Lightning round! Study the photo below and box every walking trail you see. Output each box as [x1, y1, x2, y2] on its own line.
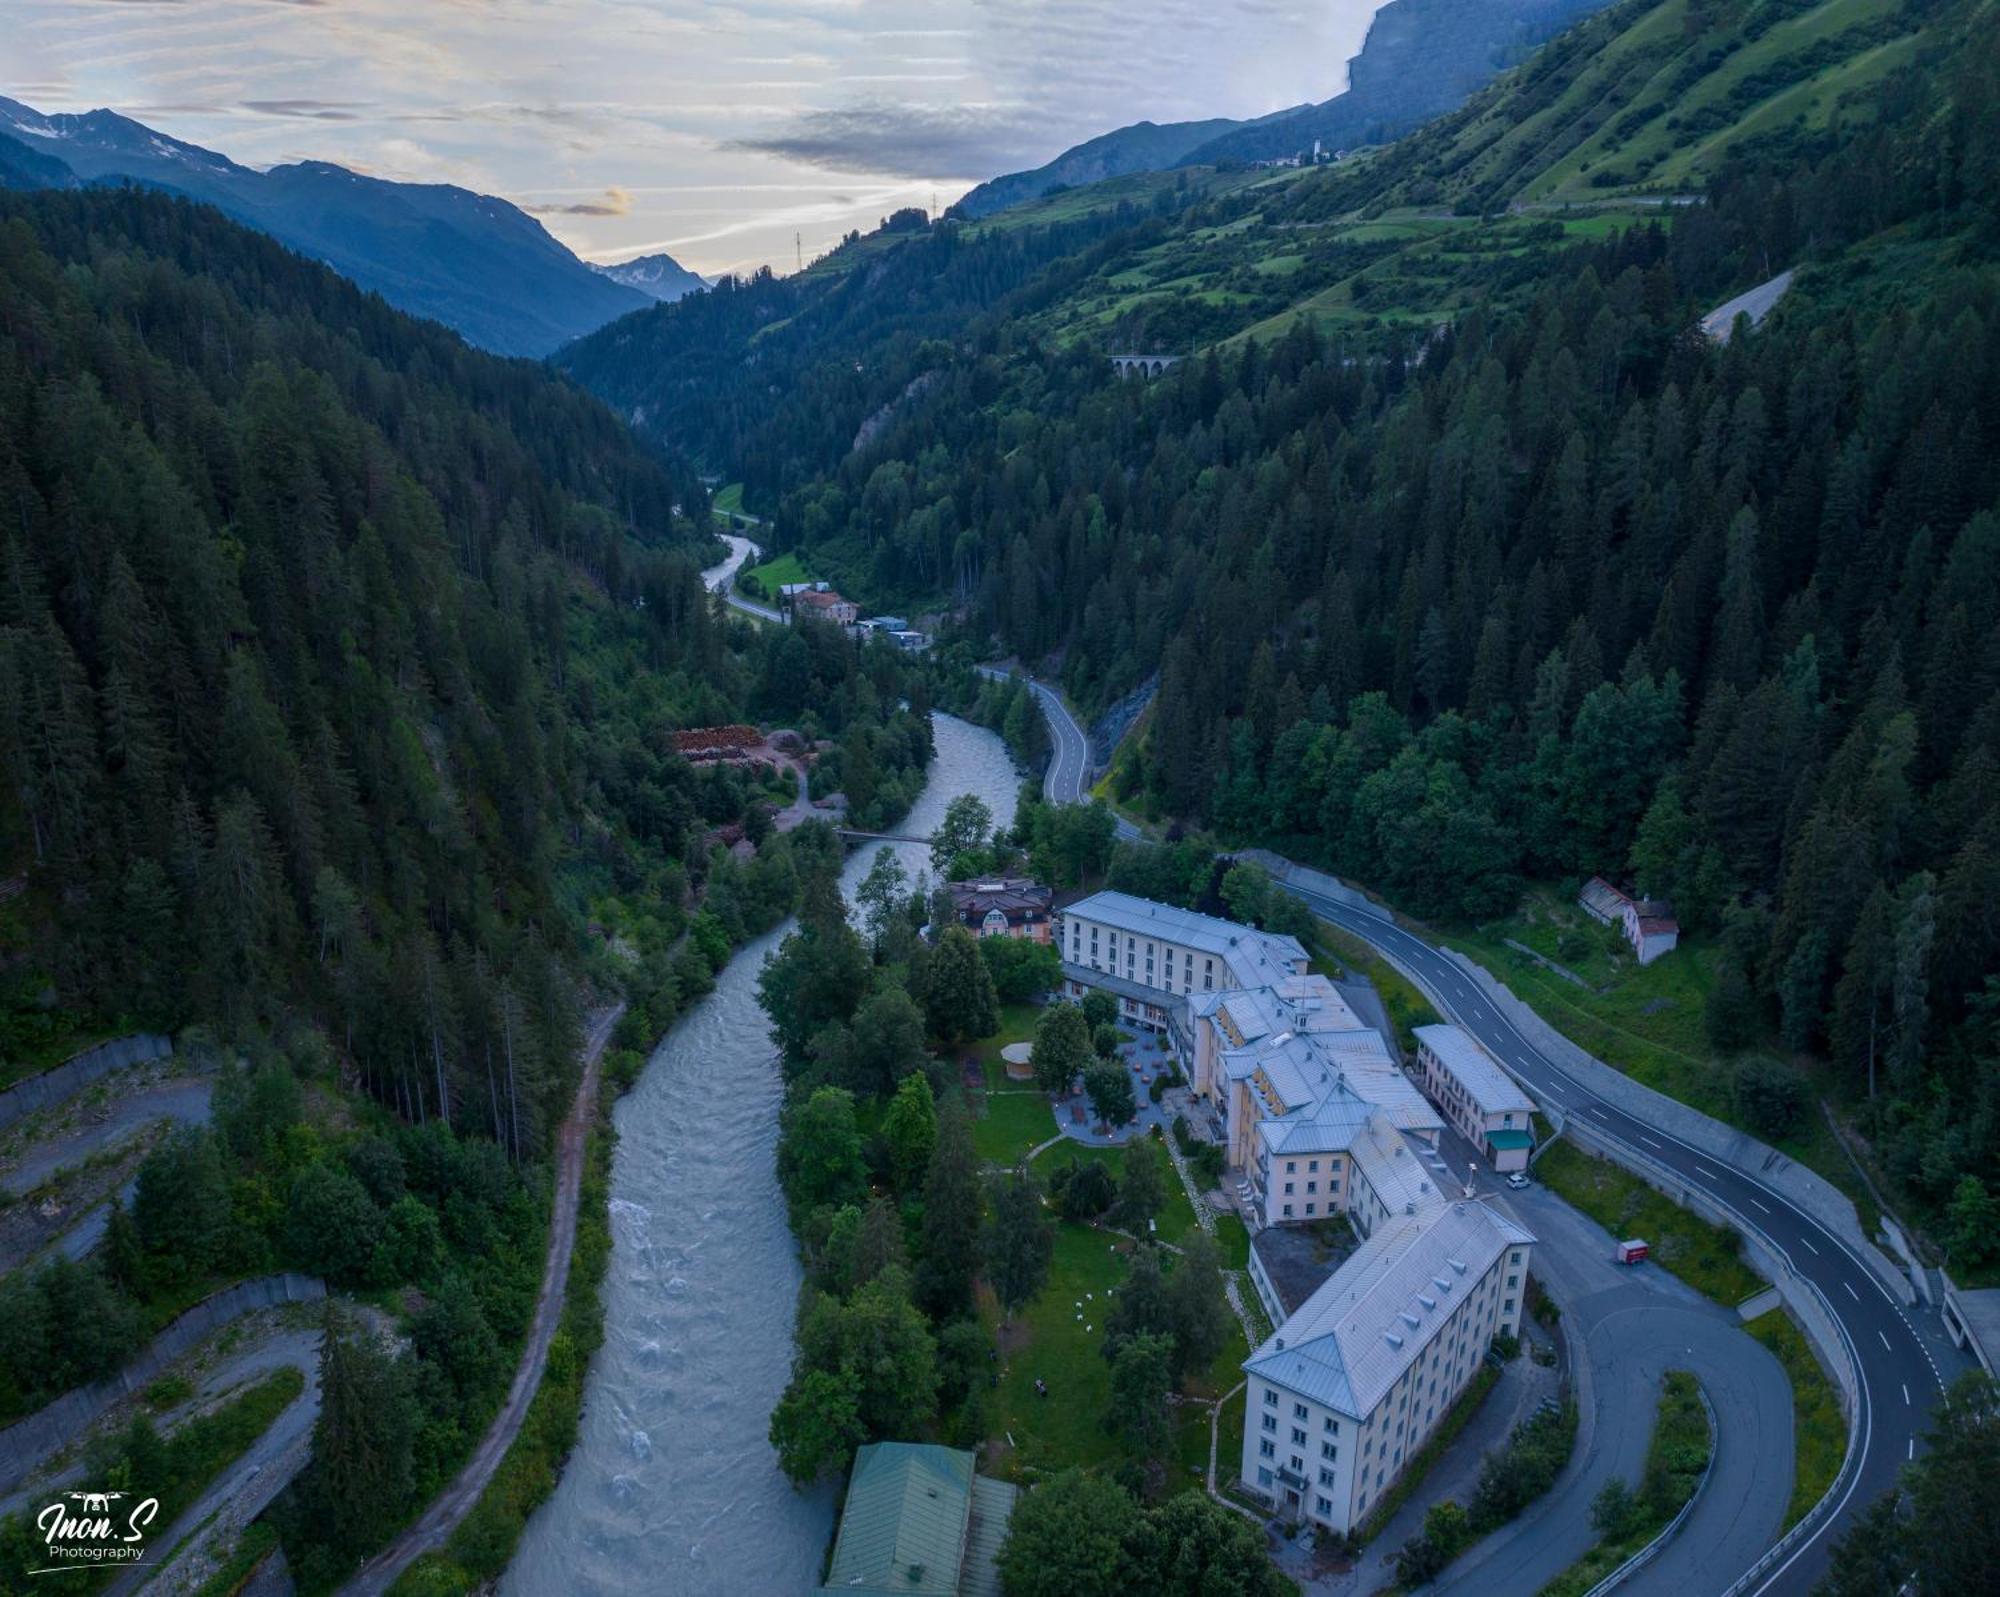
[337, 1001, 624, 1596]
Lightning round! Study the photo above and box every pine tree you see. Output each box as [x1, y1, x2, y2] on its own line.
[985, 1170, 1053, 1324]
[921, 925, 999, 1044]
[916, 1099, 982, 1320]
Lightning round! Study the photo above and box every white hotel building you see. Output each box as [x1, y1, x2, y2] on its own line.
[1053, 891, 1539, 1534]
[1243, 1198, 1534, 1530]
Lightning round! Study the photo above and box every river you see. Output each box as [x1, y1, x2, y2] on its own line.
[504, 712, 1020, 1597]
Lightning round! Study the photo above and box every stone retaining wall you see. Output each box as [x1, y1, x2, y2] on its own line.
[0, 1273, 324, 1492]
[0, 1034, 174, 1135]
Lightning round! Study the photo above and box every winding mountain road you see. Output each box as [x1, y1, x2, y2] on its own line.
[974, 665, 1139, 839]
[1010, 667, 1961, 1597]
[702, 530, 781, 623]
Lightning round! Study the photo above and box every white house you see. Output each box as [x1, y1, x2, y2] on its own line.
[1414, 1024, 1536, 1172]
[1242, 1200, 1535, 1532]
[1578, 876, 1680, 965]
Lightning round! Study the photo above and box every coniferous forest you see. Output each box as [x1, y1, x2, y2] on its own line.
[0, 185, 933, 1588]
[566, 0, 2000, 1254]
[2, 0, 2000, 1587]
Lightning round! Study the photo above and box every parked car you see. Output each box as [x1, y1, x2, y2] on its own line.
[1506, 1171, 1530, 1190]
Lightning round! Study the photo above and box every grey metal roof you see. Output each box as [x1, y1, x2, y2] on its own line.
[961, 1476, 1020, 1597]
[1416, 1024, 1534, 1116]
[1247, 1201, 1536, 1419]
[1062, 892, 1308, 987]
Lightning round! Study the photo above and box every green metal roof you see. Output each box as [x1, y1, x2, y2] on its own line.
[820, 1443, 975, 1597]
[1486, 1128, 1535, 1150]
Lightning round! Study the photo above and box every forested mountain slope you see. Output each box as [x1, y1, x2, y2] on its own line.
[0, 98, 651, 356]
[571, 0, 2000, 1249]
[0, 186, 923, 1148]
[955, 0, 1621, 220]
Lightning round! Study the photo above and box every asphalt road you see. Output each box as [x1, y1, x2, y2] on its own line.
[1434, 1184, 1794, 1597]
[1006, 666, 1958, 1596]
[0, 1081, 212, 1198]
[702, 530, 782, 623]
[1288, 888, 1949, 1597]
[975, 665, 1140, 839]
[102, 1328, 324, 1597]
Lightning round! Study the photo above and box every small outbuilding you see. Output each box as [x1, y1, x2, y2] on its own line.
[818, 1442, 1018, 1597]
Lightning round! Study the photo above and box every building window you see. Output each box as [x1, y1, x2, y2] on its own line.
[1260, 1439, 1274, 1459]
[1307, 1181, 1317, 1194]
[1264, 1389, 1278, 1407]
[1321, 1442, 1337, 1461]
[1258, 1467, 1273, 1487]
[1291, 1427, 1307, 1446]
[1316, 1495, 1333, 1516]
[1283, 1204, 1293, 1217]
[1284, 1182, 1294, 1194]
[1262, 1414, 1277, 1433]
[1305, 1203, 1316, 1215]
[1324, 1418, 1339, 1434]
[1309, 1159, 1319, 1172]
[1294, 1403, 1308, 1420]
[1506, 1298, 1516, 1313]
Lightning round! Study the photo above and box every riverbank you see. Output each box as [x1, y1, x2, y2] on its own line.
[502, 713, 1020, 1597]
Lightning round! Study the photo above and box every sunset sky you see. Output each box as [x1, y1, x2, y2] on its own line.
[2, 0, 1381, 277]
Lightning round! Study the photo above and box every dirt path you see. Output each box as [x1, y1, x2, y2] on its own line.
[337, 1001, 625, 1596]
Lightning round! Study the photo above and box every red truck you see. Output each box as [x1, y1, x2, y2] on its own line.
[1616, 1238, 1650, 1265]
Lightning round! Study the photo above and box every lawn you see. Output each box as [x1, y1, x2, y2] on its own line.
[740, 550, 814, 598]
[1215, 1213, 1251, 1270]
[974, 1090, 1055, 1166]
[1445, 889, 1874, 1230]
[1534, 1140, 1765, 1305]
[967, 1002, 1042, 1094]
[981, 1221, 1250, 1491]
[1029, 1138, 1205, 1247]
[1748, 1310, 1845, 1530]
[710, 481, 746, 518]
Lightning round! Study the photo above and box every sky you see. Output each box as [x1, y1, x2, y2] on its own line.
[2, 0, 1384, 279]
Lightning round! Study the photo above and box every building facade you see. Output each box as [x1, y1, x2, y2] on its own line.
[1056, 891, 1310, 1048]
[945, 877, 1053, 942]
[1579, 876, 1680, 964]
[1413, 1024, 1536, 1172]
[1241, 1201, 1535, 1532]
[789, 585, 859, 626]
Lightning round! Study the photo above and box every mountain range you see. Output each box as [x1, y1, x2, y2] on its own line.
[953, 0, 1620, 218]
[592, 251, 710, 302]
[0, 97, 700, 356]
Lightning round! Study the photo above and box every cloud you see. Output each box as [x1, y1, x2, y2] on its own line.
[524, 184, 634, 217]
[242, 98, 366, 119]
[727, 100, 1056, 180]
